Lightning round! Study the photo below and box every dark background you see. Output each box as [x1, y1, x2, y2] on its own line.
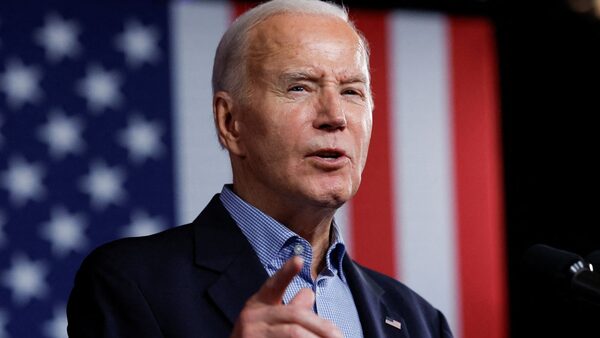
[305, 0, 600, 336]
[493, 1, 600, 336]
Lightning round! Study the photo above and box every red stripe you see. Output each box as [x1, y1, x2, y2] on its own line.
[350, 12, 397, 277]
[450, 18, 507, 338]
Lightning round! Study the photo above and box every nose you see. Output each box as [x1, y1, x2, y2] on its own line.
[313, 89, 346, 131]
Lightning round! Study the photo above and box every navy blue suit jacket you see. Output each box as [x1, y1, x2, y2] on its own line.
[67, 195, 453, 337]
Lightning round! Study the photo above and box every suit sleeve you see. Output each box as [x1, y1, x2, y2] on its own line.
[67, 248, 163, 338]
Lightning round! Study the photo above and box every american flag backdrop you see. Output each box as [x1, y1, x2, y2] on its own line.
[0, 1, 506, 338]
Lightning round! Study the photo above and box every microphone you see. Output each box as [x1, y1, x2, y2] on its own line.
[524, 244, 600, 307]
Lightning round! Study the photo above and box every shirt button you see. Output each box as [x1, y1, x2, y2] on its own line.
[293, 244, 304, 255]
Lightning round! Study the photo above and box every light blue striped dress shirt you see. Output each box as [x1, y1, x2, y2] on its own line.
[220, 185, 364, 338]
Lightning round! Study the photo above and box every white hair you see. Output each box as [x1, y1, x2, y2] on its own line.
[211, 0, 370, 98]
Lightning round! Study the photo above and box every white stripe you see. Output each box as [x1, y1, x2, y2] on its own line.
[170, 2, 232, 224]
[389, 12, 460, 335]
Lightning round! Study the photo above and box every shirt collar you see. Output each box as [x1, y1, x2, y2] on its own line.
[219, 185, 347, 281]
[326, 224, 348, 281]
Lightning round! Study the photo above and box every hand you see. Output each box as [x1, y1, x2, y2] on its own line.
[230, 256, 344, 338]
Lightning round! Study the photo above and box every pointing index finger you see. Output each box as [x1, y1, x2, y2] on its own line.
[252, 256, 303, 305]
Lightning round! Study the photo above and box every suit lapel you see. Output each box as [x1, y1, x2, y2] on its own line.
[344, 255, 409, 338]
[192, 195, 269, 324]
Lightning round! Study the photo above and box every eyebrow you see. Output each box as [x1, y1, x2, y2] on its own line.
[278, 70, 368, 86]
[278, 71, 317, 84]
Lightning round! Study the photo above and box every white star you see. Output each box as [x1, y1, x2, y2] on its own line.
[0, 211, 6, 248]
[76, 65, 123, 113]
[115, 20, 160, 68]
[38, 109, 85, 159]
[0, 309, 8, 338]
[79, 161, 126, 209]
[39, 206, 87, 257]
[1, 254, 49, 306]
[35, 13, 81, 62]
[121, 210, 166, 238]
[42, 305, 67, 338]
[0, 59, 43, 109]
[0, 157, 45, 206]
[118, 115, 164, 163]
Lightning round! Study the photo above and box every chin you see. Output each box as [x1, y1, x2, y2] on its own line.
[307, 182, 356, 209]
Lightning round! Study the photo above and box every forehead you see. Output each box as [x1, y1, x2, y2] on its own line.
[246, 13, 368, 79]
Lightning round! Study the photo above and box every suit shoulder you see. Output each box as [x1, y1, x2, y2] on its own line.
[81, 223, 194, 273]
[356, 263, 423, 298]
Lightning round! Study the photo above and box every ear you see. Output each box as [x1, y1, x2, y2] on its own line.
[213, 91, 246, 156]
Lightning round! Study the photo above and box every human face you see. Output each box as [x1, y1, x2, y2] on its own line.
[232, 13, 372, 210]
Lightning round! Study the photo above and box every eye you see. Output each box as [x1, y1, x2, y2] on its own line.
[288, 85, 305, 92]
[342, 88, 361, 96]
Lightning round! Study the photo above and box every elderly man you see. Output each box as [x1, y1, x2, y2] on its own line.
[67, 0, 452, 337]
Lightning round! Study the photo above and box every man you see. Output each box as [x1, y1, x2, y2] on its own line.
[67, 0, 453, 337]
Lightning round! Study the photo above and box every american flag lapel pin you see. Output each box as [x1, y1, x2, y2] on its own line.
[385, 316, 402, 330]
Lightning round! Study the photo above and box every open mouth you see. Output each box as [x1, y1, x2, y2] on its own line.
[306, 148, 349, 169]
[313, 150, 343, 159]
[307, 148, 347, 161]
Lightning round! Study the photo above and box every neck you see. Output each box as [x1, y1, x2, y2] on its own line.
[231, 182, 337, 280]
[284, 209, 334, 280]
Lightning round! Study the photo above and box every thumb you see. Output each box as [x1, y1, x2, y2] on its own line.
[289, 288, 315, 310]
